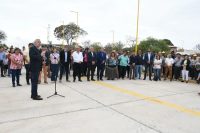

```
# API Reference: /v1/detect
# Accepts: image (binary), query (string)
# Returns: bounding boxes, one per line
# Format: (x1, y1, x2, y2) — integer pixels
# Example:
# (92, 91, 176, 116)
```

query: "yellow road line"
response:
(94, 81, 200, 117)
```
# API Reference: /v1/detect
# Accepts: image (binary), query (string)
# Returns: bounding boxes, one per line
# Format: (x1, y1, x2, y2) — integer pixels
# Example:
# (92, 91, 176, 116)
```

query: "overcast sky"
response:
(0, 0, 200, 49)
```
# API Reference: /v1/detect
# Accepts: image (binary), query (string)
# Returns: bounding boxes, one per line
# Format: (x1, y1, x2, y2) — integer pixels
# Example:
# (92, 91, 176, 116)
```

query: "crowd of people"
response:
(0, 39, 200, 100)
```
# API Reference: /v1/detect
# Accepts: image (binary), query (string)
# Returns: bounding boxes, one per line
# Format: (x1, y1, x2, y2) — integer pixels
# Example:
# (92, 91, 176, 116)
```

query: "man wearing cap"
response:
(174, 53, 182, 80)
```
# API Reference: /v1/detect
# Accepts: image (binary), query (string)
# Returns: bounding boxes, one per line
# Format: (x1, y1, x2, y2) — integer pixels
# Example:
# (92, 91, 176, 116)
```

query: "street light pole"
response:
(71, 11, 79, 45)
(71, 11, 79, 26)
(111, 31, 115, 45)
(62, 21, 65, 46)
(135, 0, 140, 54)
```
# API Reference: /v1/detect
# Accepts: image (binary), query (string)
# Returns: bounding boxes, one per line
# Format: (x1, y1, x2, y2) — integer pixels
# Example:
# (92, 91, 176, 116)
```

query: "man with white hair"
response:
(72, 45, 83, 82)
(29, 39, 43, 100)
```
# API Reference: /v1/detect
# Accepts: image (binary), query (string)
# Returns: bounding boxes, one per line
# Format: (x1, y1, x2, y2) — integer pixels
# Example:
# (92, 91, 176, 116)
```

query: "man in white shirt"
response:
(22, 44, 32, 85)
(72, 46, 83, 82)
(164, 54, 174, 81)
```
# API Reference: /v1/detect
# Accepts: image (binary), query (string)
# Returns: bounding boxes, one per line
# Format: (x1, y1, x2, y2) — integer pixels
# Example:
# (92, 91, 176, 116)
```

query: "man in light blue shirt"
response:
(118, 51, 129, 79)
(0, 47, 6, 77)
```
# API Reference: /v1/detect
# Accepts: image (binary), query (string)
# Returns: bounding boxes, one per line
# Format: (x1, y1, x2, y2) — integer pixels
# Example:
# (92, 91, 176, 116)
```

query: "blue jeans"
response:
(135, 65, 142, 79)
(11, 69, 20, 85)
(51, 64, 59, 81)
(154, 68, 161, 81)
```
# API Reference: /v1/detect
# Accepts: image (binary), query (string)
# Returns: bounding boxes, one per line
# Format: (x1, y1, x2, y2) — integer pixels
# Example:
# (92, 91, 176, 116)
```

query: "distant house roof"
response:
(177, 50, 200, 55)
(169, 46, 177, 48)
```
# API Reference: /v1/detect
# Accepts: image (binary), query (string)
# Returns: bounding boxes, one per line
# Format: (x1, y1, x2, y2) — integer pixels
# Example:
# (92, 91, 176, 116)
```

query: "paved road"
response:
(0, 71, 200, 133)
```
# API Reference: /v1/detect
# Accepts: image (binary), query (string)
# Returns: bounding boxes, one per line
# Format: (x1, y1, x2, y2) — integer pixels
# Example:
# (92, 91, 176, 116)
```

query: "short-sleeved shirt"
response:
(10, 54, 23, 69)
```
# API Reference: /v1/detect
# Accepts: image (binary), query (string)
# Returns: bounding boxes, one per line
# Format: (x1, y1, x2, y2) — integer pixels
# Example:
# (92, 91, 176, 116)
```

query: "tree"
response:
(90, 42, 102, 52)
(195, 44, 200, 50)
(82, 40, 91, 48)
(113, 41, 125, 51)
(162, 39, 174, 46)
(104, 43, 113, 54)
(54, 23, 87, 45)
(139, 37, 170, 53)
(0, 30, 7, 44)
(125, 36, 136, 49)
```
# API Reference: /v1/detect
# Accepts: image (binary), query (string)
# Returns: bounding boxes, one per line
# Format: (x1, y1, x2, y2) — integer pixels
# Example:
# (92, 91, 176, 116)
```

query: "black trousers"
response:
(97, 64, 105, 80)
(87, 64, 96, 80)
(174, 66, 181, 80)
(31, 70, 40, 98)
(126, 66, 130, 78)
(73, 63, 82, 80)
(0, 60, 4, 76)
(82, 62, 88, 76)
(144, 64, 152, 80)
(60, 62, 69, 81)
(190, 66, 196, 79)
(119, 66, 127, 79)
(25, 64, 30, 84)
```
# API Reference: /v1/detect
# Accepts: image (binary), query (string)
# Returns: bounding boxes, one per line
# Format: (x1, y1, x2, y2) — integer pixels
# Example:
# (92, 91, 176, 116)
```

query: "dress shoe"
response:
(17, 84, 22, 86)
(79, 80, 83, 82)
(32, 96, 43, 100)
(87, 79, 90, 81)
(66, 80, 71, 82)
(1, 75, 5, 77)
(31, 95, 41, 98)
(91, 79, 96, 81)
(27, 83, 30, 85)
(100, 79, 103, 81)
(73, 79, 76, 82)
(13, 84, 15, 87)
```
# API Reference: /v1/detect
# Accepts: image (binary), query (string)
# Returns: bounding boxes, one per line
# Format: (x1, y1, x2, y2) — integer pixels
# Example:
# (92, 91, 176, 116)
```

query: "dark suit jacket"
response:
(87, 52, 97, 65)
(60, 50, 71, 64)
(97, 51, 106, 65)
(143, 53, 154, 65)
(129, 55, 136, 65)
(29, 45, 42, 72)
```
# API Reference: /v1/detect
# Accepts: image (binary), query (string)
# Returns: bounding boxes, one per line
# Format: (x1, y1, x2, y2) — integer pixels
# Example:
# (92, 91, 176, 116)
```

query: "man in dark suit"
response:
(59, 46, 71, 82)
(143, 49, 154, 80)
(87, 47, 97, 81)
(97, 48, 106, 81)
(29, 39, 43, 100)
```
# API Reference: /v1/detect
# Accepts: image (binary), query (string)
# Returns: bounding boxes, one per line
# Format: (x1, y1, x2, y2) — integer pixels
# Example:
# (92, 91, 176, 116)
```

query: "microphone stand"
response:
(47, 75, 65, 99)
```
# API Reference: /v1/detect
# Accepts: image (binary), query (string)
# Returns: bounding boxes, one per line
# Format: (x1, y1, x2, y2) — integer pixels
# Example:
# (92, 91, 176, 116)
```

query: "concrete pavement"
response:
(0, 71, 200, 133)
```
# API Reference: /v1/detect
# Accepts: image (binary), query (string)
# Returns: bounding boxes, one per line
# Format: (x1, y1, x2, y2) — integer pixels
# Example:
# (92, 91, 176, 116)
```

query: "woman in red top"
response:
(10, 48, 23, 87)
